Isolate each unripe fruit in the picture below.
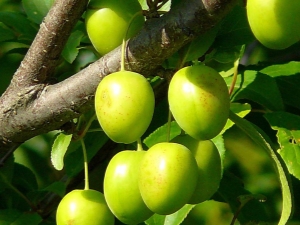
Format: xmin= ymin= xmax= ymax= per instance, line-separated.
xmin=56 ymin=189 xmax=114 ymax=225
xmin=85 ymin=0 xmax=144 ymax=55
xmin=95 ymin=71 xmax=155 ymax=144
xmin=139 ymin=142 xmax=198 ymax=215
xmin=104 ymin=150 xmax=153 ymax=224
xmin=247 ymin=0 xmax=300 ymax=50
xmin=168 ymin=65 xmax=230 ymax=140
xmin=172 ymin=134 xmax=222 ymax=204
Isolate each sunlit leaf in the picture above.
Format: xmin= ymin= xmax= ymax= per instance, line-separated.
xmin=264 ymin=112 xmax=300 ymax=180
xmin=225 ymin=70 xmax=284 ymax=111
xmin=229 ymin=112 xmax=293 ymax=225
xmin=259 ymin=61 xmax=300 ymax=77
xmin=143 ymin=121 xmax=181 ymax=148
xmin=145 ymin=205 xmax=194 ymax=225
xmin=145 ymin=214 xmax=165 ymax=225
xmin=51 ymin=133 xmax=73 ymax=171
xmin=223 ymin=102 xmax=251 ymax=133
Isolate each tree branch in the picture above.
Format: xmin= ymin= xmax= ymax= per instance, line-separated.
xmin=0 ymin=0 xmax=238 ymax=157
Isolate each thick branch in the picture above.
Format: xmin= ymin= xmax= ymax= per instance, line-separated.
xmin=0 ymin=0 xmax=88 ymax=157
xmin=0 ymin=0 xmax=238 ymax=157
xmin=14 ymin=0 xmax=89 ymax=87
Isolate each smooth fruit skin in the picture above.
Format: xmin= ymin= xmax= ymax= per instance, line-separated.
xmin=168 ymin=65 xmax=230 ymax=140
xmin=247 ymin=0 xmax=300 ymax=50
xmin=95 ymin=71 xmax=155 ymax=144
xmin=172 ymin=134 xmax=222 ymax=204
xmin=85 ymin=0 xmax=144 ymax=55
xmin=138 ymin=142 xmax=198 ymax=215
xmin=104 ymin=150 xmax=153 ymax=224
xmin=56 ymin=189 xmax=114 ymax=225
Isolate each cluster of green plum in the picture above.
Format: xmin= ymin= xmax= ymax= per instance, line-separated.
xmin=94 ymin=63 xmax=229 ymax=224
xmin=56 ymin=0 xmax=231 ymax=224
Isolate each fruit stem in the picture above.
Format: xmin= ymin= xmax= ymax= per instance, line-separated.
xmin=228 ymin=58 xmax=239 ymax=96
xmin=121 ymin=38 xmax=126 ymax=71
xmin=230 ymin=195 xmax=253 ymax=225
xmin=87 ymin=128 xmax=103 ymax=133
xmin=229 ymin=45 xmax=245 ymax=96
xmin=137 ymin=138 xmax=144 ymax=151
xmin=75 ymin=114 xmax=97 ymax=140
xmin=81 ymin=139 xmax=89 ymax=190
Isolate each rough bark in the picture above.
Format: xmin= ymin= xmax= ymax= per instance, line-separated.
xmin=0 ymin=0 xmax=238 ymax=159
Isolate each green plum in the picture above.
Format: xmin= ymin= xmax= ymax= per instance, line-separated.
xmin=168 ymin=65 xmax=230 ymax=140
xmin=85 ymin=0 xmax=144 ymax=55
xmin=172 ymin=134 xmax=222 ymax=204
xmin=95 ymin=71 xmax=155 ymax=144
xmin=103 ymin=150 xmax=153 ymax=224
xmin=56 ymin=189 xmax=114 ymax=225
xmin=247 ymin=0 xmax=300 ymax=49
xmin=138 ymin=142 xmax=198 ymax=215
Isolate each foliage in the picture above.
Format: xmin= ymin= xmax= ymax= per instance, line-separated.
xmin=0 ymin=0 xmax=300 ymax=224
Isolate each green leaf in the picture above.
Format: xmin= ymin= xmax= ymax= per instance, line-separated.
xmin=64 ymin=131 xmax=109 ymax=178
xmin=212 ymin=103 xmax=251 ymax=173
xmin=208 ymin=45 xmax=242 ymax=64
xmin=259 ymin=62 xmax=300 ymax=110
xmin=275 ymin=74 xmax=300 ymax=110
xmin=180 ymin=25 xmax=219 ymax=63
xmin=43 ymin=181 xmax=66 ymax=197
xmin=223 ymin=102 xmax=251 ymax=133
xmin=0 ymin=11 xmax=37 ymax=41
xmin=138 ymin=0 xmax=149 ymax=10
xmin=62 ymin=30 xmax=85 ymax=63
xmin=145 ymin=205 xmax=194 ymax=225
xmin=214 ymin=4 xmax=254 ymax=48
xmin=143 ymin=121 xmax=182 ymax=148
xmin=259 ymin=61 xmax=300 ymax=77
xmin=264 ymin=112 xmax=300 ymax=180
xmin=212 ymin=135 xmax=226 ymax=170
xmin=12 ymin=163 xmax=38 ymax=192
xmin=164 ymin=204 xmax=194 ymax=225
xmin=51 ymin=133 xmax=73 ymax=171
xmin=138 ymin=0 xmax=170 ymax=11
xmin=0 ymin=209 xmax=42 ymax=225
xmin=158 ymin=0 xmax=171 ymax=12
xmin=145 ymin=214 xmax=165 ymax=225
xmin=215 ymin=172 xmax=269 ymax=223
xmin=225 ymin=70 xmax=284 ymax=111
xmin=0 ymin=24 xmax=15 ymax=42
xmin=22 ymin=0 xmax=55 ymax=24
xmin=229 ymin=111 xmax=293 ymax=225
xmin=0 ymin=156 xmax=15 ymax=192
